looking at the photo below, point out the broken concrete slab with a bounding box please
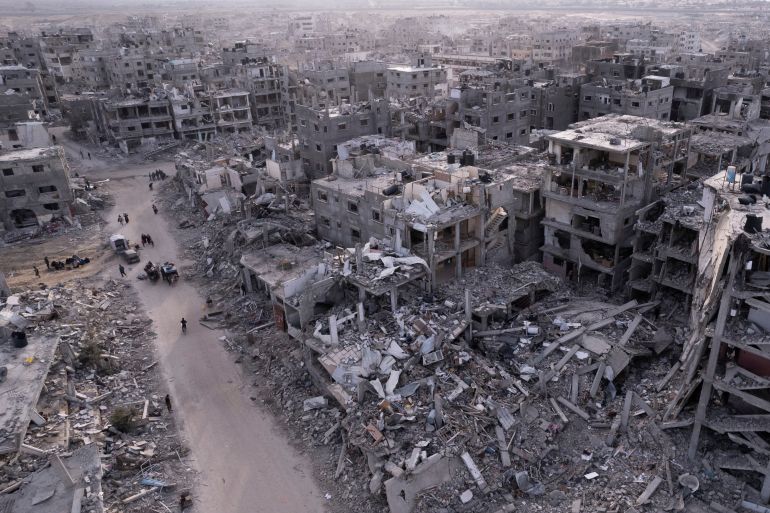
[384,455,457,513]
[0,335,59,455]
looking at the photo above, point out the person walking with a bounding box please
[165,394,173,412]
[33,266,39,278]
[118,214,124,226]
[147,235,154,247]
[152,204,158,215]
[141,234,147,247]
[119,264,126,277]
[79,149,83,159]
[180,317,187,334]
[44,256,50,270]
[149,182,153,191]
[123,213,129,224]
[87,152,91,160]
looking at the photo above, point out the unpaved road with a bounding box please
[57,135,328,513]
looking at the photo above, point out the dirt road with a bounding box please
[85,165,328,511]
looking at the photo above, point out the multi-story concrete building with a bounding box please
[222,40,269,67]
[447,73,533,145]
[160,58,201,88]
[0,33,42,69]
[169,93,216,142]
[297,98,390,178]
[38,29,95,84]
[349,61,387,101]
[531,73,588,131]
[210,90,252,134]
[675,31,701,54]
[288,16,316,38]
[0,146,73,230]
[0,66,49,118]
[107,45,159,92]
[587,53,651,81]
[93,96,175,153]
[579,75,674,121]
[541,114,693,290]
[386,54,447,100]
[234,59,292,131]
[626,38,673,63]
[299,63,351,106]
[571,42,618,68]
[532,29,580,64]
[649,63,729,122]
[72,48,116,90]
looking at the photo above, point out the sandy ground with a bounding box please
[104,176,328,513]
[3,133,329,513]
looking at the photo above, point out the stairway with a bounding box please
[486,238,504,254]
[485,208,508,238]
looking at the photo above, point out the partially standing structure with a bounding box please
[540,114,692,290]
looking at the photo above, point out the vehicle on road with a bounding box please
[109,234,140,263]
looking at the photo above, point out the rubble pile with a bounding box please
[295,273,749,512]
[0,278,193,512]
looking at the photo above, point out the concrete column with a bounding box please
[620,151,630,206]
[358,285,366,303]
[464,288,472,342]
[357,302,365,331]
[329,315,339,345]
[455,222,462,278]
[242,268,253,293]
[355,243,363,273]
[390,288,398,313]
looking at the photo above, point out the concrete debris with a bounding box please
[0,278,192,512]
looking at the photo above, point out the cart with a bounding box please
[144,262,160,281]
[161,262,179,285]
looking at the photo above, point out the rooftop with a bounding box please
[240,244,324,290]
[549,114,688,153]
[690,132,754,156]
[314,171,402,199]
[0,146,59,162]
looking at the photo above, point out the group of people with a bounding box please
[150,170,167,181]
[117,213,130,225]
[141,234,155,247]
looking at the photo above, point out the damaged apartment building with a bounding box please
[0,145,73,231]
[297,98,390,178]
[93,88,252,152]
[579,74,674,121]
[310,141,546,288]
[541,114,693,290]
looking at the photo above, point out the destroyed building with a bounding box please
[92,95,176,154]
[297,98,390,178]
[628,181,705,307]
[38,28,95,85]
[531,73,588,131]
[541,114,693,290]
[386,54,448,100]
[0,146,73,231]
[650,63,730,122]
[579,75,674,121]
[0,66,51,120]
[446,71,533,146]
